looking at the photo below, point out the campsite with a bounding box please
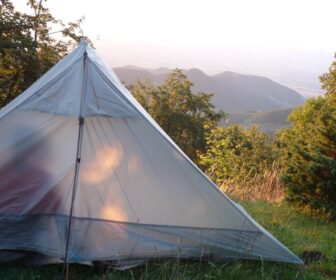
[0,0,335,279]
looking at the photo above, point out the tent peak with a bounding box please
[80,38,89,46]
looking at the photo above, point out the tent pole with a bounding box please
[61,50,88,280]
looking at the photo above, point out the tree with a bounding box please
[130,69,225,161]
[0,0,85,107]
[279,94,336,217]
[320,53,336,96]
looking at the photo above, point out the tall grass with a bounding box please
[220,164,284,202]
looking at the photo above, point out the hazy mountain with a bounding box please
[114,66,305,113]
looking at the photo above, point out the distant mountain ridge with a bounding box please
[114,66,305,113]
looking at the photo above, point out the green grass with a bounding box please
[0,201,335,279]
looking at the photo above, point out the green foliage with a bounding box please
[131,69,225,161]
[320,53,336,96]
[198,124,276,187]
[279,94,336,218]
[0,0,85,107]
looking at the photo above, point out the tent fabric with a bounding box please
[0,40,302,266]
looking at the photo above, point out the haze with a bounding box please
[13,0,336,96]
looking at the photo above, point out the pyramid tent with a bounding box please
[0,40,302,266]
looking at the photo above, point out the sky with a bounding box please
[12,0,336,96]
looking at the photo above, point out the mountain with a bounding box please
[113,66,305,113]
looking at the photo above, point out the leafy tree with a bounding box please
[320,53,336,96]
[198,124,276,187]
[279,94,336,217]
[130,69,225,161]
[0,0,85,107]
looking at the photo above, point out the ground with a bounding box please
[0,201,335,279]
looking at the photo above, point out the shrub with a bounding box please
[198,124,283,201]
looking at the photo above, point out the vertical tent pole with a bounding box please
[62,49,88,280]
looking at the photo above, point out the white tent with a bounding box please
[0,40,302,266]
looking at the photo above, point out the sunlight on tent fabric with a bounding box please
[127,155,139,174]
[102,205,128,222]
[82,146,123,184]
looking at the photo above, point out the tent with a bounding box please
[0,40,302,267]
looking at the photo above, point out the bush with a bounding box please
[198,124,283,201]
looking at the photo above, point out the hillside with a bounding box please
[227,108,293,133]
[114,66,305,113]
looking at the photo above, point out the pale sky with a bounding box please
[13,0,336,50]
[12,0,336,95]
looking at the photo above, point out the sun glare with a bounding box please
[82,146,123,184]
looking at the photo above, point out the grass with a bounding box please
[221,167,284,202]
[0,200,335,279]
